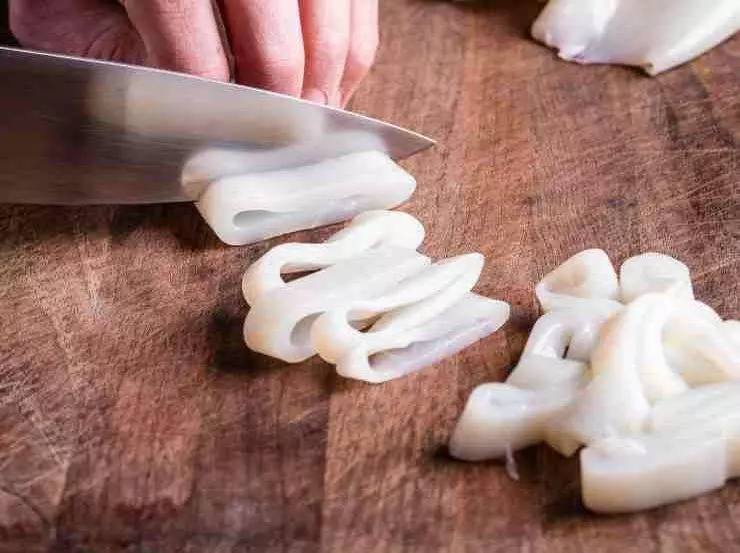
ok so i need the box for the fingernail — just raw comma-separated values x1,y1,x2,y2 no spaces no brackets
303,88,329,105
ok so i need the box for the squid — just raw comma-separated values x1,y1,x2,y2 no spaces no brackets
581,429,728,513
581,381,740,513
450,248,740,513
448,383,579,462
242,210,425,305
545,293,690,455
532,0,740,75
450,301,621,461
310,254,510,383
535,249,620,312
196,151,416,246
242,210,509,383
650,381,740,476
620,252,693,303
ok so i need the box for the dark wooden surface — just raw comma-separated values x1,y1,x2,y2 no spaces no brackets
1,1,739,551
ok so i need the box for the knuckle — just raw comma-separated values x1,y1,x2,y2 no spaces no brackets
262,47,305,83
310,29,350,66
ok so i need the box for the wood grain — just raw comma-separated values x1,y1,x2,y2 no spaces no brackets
1,1,739,551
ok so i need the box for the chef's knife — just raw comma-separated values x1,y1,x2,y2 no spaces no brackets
0,46,434,205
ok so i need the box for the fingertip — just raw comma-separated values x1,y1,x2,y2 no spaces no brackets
338,0,379,109
339,39,378,106
300,0,351,106
303,88,329,105
339,91,353,109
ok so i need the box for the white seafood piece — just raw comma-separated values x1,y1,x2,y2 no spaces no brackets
448,245,739,514
546,293,689,455
535,249,619,312
506,355,587,392
196,151,416,245
449,383,578,461
507,300,622,390
450,304,622,459
242,210,425,305
619,252,693,303
532,0,618,61
583,294,691,400
650,382,740,476
366,294,509,381
726,320,740,349
181,132,386,198
581,430,728,514
663,302,740,385
310,254,509,383
241,210,509,380
452,299,622,459
532,0,740,75
244,247,430,362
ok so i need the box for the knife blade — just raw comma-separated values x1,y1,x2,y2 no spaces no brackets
0,46,434,205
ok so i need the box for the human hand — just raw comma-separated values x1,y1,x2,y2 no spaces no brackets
9,0,378,107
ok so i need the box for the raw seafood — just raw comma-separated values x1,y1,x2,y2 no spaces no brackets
451,249,740,513
242,211,509,383
196,151,416,246
532,0,740,75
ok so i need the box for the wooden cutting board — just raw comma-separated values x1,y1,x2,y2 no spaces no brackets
1,1,738,551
